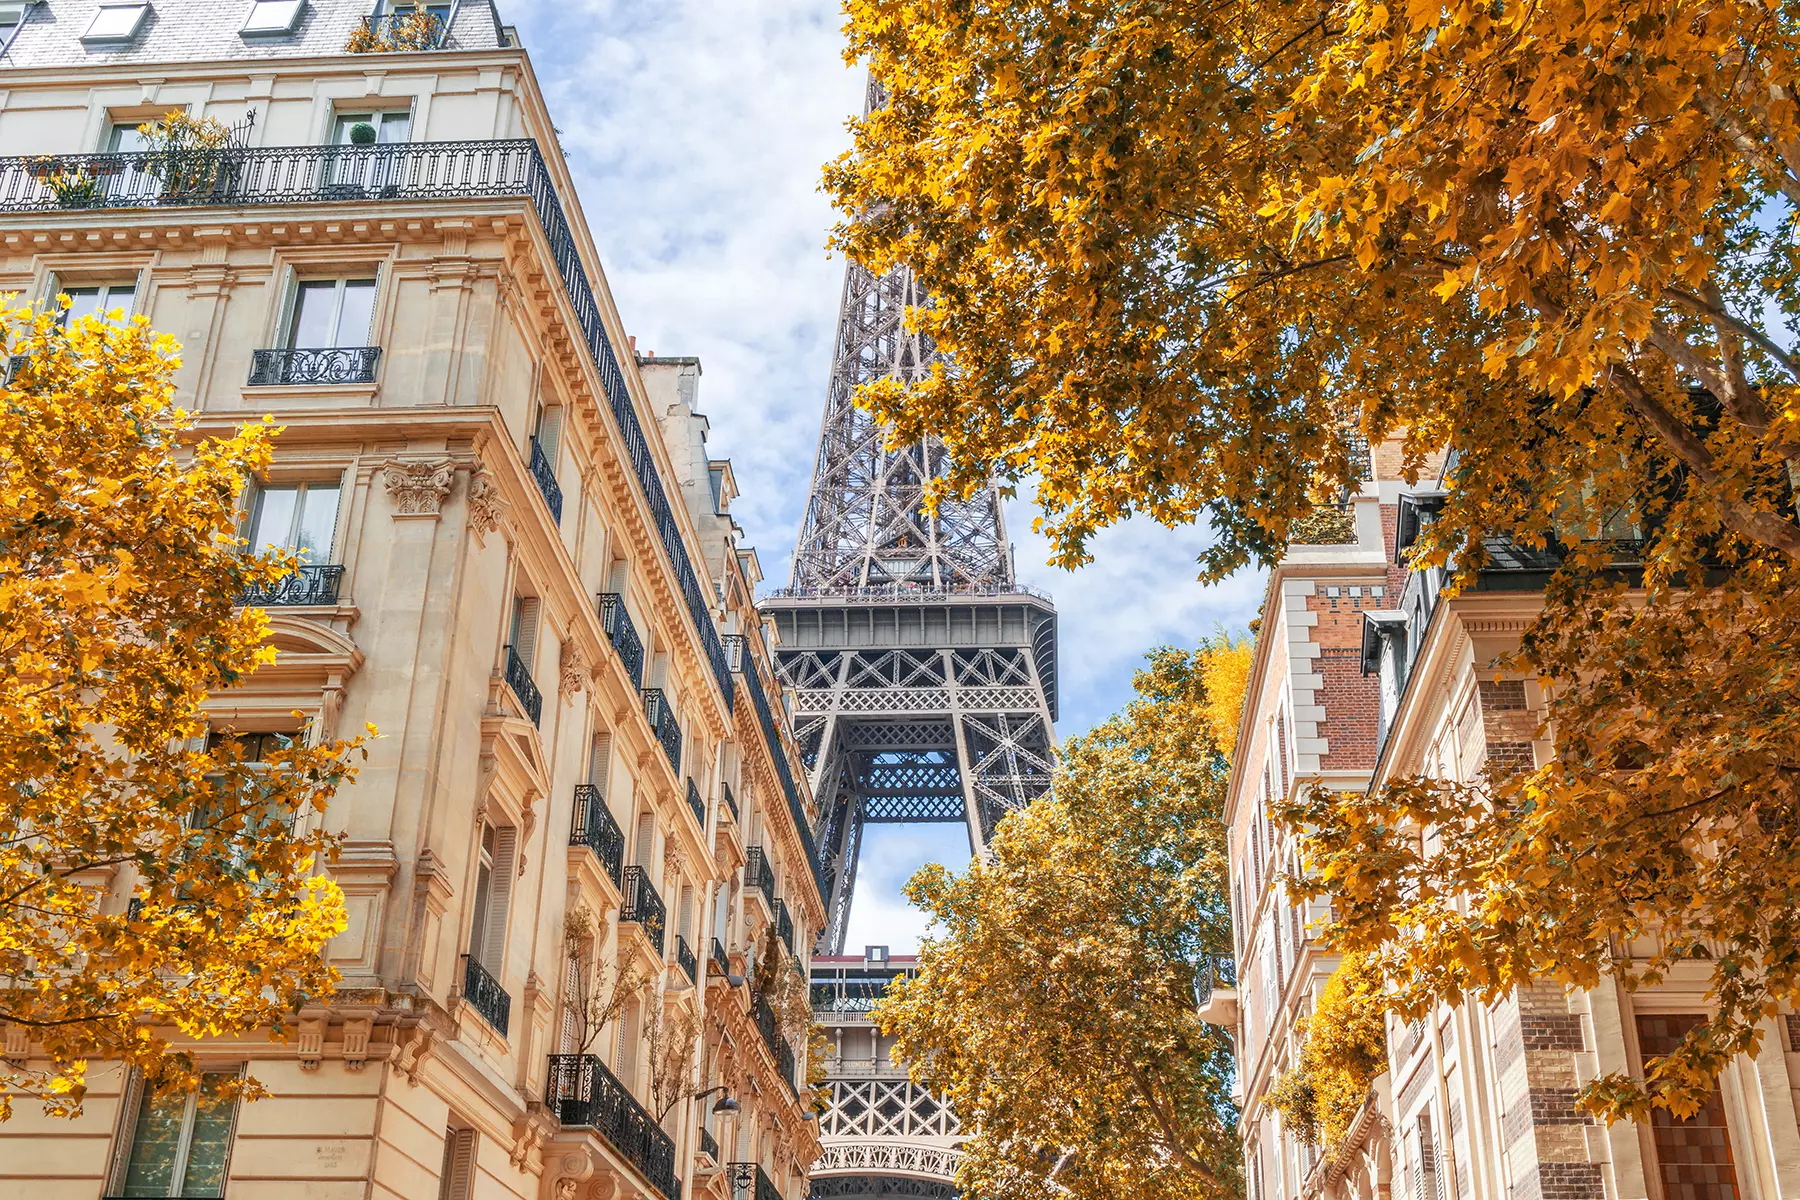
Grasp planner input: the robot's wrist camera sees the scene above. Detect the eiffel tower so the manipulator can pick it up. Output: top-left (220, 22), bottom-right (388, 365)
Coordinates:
top-left (763, 83), bottom-right (1058, 1198)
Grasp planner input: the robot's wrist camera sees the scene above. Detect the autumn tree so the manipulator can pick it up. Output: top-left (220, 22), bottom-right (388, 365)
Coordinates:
top-left (875, 640), bottom-right (1251, 1200)
top-left (0, 299), bottom-right (365, 1117)
top-left (832, 0), bottom-right (1800, 1118)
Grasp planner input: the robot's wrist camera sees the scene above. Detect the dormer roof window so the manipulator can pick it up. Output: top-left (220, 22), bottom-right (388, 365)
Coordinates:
top-left (81, 0), bottom-right (149, 45)
top-left (241, 0), bottom-right (303, 36)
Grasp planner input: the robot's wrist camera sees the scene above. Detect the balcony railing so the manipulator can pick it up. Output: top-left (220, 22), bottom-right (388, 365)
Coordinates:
top-left (685, 777), bottom-right (707, 831)
top-left (0, 138), bottom-right (736, 712)
top-left (743, 847), bottom-right (774, 898)
top-left (620, 866), bottom-right (666, 956)
top-left (642, 688), bottom-right (681, 775)
top-left (674, 935), bottom-right (697, 985)
top-left (247, 345), bottom-right (380, 386)
top-left (775, 899), bottom-right (794, 957)
top-left (749, 991), bottom-right (797, 1096)
top-left (503, 643), bottom-right (543, 727)
top-left (546, 1054), bottom-right (677, 1199)
top-left (725, 634), bottom-right (825, 900)
top-left (238, 563), bottom-right (343, 606)
top-left (711, 937), bottom-right (729, 979)
top-left (699, 1125), bottom-right (719, 1164)
top-left (720, 779), bottom-right (739, 824)
top-left (597, 592), bottom-right (646, 689)
top-left (528, 435), bottom-right (563, 524)
top-left (727, 1162), bottom-right (783, 1200)
top-left (569, 784), bottom-right (624, 888)
top-left (462, 956), bottom-right (511, 1036)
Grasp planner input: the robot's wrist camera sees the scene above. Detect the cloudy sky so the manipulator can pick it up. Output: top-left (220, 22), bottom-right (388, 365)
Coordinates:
top-left (510, 0), bottom-right (1266, 949)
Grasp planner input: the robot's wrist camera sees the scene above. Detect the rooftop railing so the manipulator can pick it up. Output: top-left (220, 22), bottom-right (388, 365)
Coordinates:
top-left (0, 139), bottom-right (734, 712)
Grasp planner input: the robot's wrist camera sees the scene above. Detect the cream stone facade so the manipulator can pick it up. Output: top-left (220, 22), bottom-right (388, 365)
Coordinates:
top-left (0, 3), bottom-right (823, 1198)
top-left (1221, 447), bottom-right (1800, 1200)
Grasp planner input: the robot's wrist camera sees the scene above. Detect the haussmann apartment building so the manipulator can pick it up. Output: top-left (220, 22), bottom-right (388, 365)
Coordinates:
top-left (1214, 440), bottom-right (1800, 1200)
top-left (0, 2), bottom-right (827, 1198)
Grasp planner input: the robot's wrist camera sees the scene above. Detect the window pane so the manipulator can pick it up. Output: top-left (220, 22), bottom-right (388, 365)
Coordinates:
top-left (333, 280), bottom-right (377, 346)
top-left (242, 0), bottom-right (301, 31)
top-left (468, 858), bottom-right (492, 961)
top-left (331, 114), bottom-right (373, 145)
top-left (249, 486), bottom-right (298, 554)
top-left (107, 124), bottom-right (150, 152)
top-left (178, 1074), bottom-right (237, 1198)
top-left (119, 1088), bottom-right (188, 1197)
top-left (294, 485), bottom-right (339, 563)
top-left (86, 4), bottom-right (144, 37)
top-left (288, 281), bottom-right (339, 348)
top-left (61, 286), bottom-right (102, 326)
top-left (378, 111), bottom-right (412, 142)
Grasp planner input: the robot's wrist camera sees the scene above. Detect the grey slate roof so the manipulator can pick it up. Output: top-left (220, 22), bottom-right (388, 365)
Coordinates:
top-left (1, 0), bottom-right (507, 70)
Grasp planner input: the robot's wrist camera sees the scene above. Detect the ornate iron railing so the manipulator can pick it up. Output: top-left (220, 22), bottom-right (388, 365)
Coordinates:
top-left (238, 563), bottom-right (343, 606)
top-left (545, 1054), bottom-right (677, 1199)
top-left (503, 643), bottom-right (543, 727)
top-left (620, 866), bottom-right (666, 955)
top-left (685, 777), bottom-right (706, 831)
top-left (748, 992), bottom-right (797, 1095)
top-left (775, 899), bottom-right (794, 956)
top-left (598, 592), bottom-right (645, 689)
top-left (0, 138), bottom-right (735, 712)
top-left (674, 934), bottom-right (697, 984)
top-left (462, 956), bottom-right (510, 1036)
top-left (642, 688), bottom-right (681, 775)
top-left (699, 1125), bottom-right (719, 1163)
top-left (711, 937), bottom-right (729, 979)
top-left (743, 846), bottom-right (774, 898)
top-left (247, 345), bottom-right (380, 386)
top-left (725, 634), bottom-right (824, 900)
top-left (346, 9), bottom-right (454, 52)
top-left (528, 435), bottom-right (563, 524)
top-left (720, 779), bottom-right (738, 824)
top-left (727, 1162), bottom-right (783, 1200)
top-left (569, 784), bottom-right (623, 888)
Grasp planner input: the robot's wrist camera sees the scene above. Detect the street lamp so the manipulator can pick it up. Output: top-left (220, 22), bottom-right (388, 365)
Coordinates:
top-left (693, 1084), bottom-right (739, 1115)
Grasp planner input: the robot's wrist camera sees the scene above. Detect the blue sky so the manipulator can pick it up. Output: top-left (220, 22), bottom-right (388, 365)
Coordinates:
top-left (508, 0), bottom-right (1267, 948)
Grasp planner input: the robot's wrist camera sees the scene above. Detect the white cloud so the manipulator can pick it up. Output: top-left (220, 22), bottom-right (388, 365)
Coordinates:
top-left (511, 0), bottom-right (1264, 946)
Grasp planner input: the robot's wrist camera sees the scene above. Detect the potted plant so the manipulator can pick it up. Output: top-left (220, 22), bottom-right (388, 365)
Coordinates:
top-left (137, 110), bottom-right (236, 202)
top-left (46, 168), bottom-right (102, 209)
top-left (348, 122), bottom-right (377, 145)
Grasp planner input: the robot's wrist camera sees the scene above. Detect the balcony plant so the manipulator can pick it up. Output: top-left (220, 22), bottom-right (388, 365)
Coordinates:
top-left (136, 110), bottom-right (235, 202)
top-left (37, 165), bottom-right (103, 209)
top-left (344, 0), bottom-right (444, 53)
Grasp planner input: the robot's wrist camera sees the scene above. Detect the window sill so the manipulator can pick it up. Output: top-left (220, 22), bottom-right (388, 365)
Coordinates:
top-left (240, 381), bottom-right (380, 407)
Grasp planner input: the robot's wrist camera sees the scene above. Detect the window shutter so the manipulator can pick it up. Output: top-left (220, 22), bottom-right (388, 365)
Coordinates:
top-left (106, 1069), bottom-right (147, 1194)
top-left (510, 596), bottom-right (539, 664)
top-left (536, 406), bottom-right (563, 463)
top-left (437, 1127), bottom-right (477, 1200)
top-left (560, 950), bottom-right (582, 1053)
top-left (679, 886), bottom-right (693, 942)
top-left (633, 813), bottom-right (653, 866)
top-left (613, 999), bottom-right (639, 1086)
top-left (480, 827), bottom-right (517, 974)
top-left (588, 732), bottom-right (611, 789)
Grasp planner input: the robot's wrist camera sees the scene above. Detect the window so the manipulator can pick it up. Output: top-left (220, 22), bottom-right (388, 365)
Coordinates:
top-left (207, 728), bottom-right (301, 763)
top-left (240, 0), bottom-right (301, 34)
top-left (83, 0), bottom-right (149, 43)
top-left (0, 1), bottom-right (27, 31)
top-left (331, 109), bottom-right (411, 144)
top-left (708, 466), bottom-right (726, 514)
top-left (285, 277), bottom-right (376, 349)
top-left (57, 281), bottom-right (136, 326)
top-left (106, 122), bottom-right (151, 152)
top-left (246, 481), bottom-right (340, 564)
top-left (112, 1070), bottom-right (240, 1198)
top-left (466, 822), bottom-right (515, 973)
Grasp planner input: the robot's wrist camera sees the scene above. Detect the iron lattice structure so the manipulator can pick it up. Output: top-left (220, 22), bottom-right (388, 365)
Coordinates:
top-left (772, 81), bottom-right (1059, 1198)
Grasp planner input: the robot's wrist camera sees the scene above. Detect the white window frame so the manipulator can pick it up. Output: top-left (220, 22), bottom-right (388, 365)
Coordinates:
top-left (48, 276), bottom-right (139, 326)
top-left (243, 478), bottom-right (342, 564)
top-left (329, 107), bottom-right (413, 145)
top-left (108, 1066), bottom-right (245, 1197)
top-left (82, 0), bottom-right (150, 44)
top-left (280, 273), bottom-right (378, 351)
top-left (240, 0), bottom-right (303, 35)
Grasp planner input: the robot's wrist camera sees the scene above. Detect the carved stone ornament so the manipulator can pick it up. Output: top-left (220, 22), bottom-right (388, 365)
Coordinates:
top-left (383, 457), bottom-right (456, 516)
top-left (560, 640), bottom-right (589, 699)
top-left (392, 1025), bottom-right (435, 1087)
top-left (343, 1017), bottom-right (373, 1071)
top-left (663, 842), bottom-right (687, 882)
top-left (467, 464), bottom-right (510, 544)
top-left (297, 1016), bottom-right (326, 1070)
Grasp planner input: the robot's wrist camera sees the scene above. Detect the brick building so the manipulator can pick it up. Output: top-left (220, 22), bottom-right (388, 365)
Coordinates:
top-left (1218, 442), bottom-right (1800, 1200)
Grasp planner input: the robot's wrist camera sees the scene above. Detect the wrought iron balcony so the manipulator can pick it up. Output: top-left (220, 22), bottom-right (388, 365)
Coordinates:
top-left (748, 991), bottom-right (797, 1096)
top-left (727, 1162), bottom-right (782, 1200)
top-left (238, 563), bottom-right (344, 606)
top-left (674, 934), bottom-right (697, 985)
top-left (503, 643), bottom-right (543, 727)
top-left (346, 8), bottom-right (452, 52)
top-left (685, 778), bottom-right (707, 831)
top-left (699, 1125), bottom-right (719, 1164)
top-left (597, 592), bottom-right (646, 688)
top-left (620, 866), bottom-right (666, 955)
top-left (743, 846), bottom-right (774, 898)
top-left (546, 1054), bottom-right (677, 1200)
top-left (247, 345), bottom-right (380, 386)
top-left (529, 435), bottom-right (563, 524)
top-left (720, 779), bottom-right (738, 824)
top-left (569, 784), bottom-right (624, 888)
top-left (641, 688), bottom-right (681, 775)
top-left (727, 634), bottom-right (825, 900)
top-left (0, 138), bottom-right (738, 713)
top-left (711, 937), bottom-right (729, 979)
top-left (775, 899), bottom-right (794, 957)
top-left (462, 955), bottom-right (511, 1036)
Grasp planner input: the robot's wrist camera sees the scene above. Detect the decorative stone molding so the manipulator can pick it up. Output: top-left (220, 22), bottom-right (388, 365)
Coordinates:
top-left (383, 457), bottom-right (456, 517)
top-left (3, 1023), bottom-right (28, 1064)
top-left (559, 639), bottom-right (589, 699)
top-left (392, 1024), bottom-right (435, 1087)
top-left (467, 464), bottom-right (510, 545)
top-left (508, 1113), bottom-right (545, 1169)
top-left (297, 1016), bottom-right (327, 1070)
top-left (343, 1017), bottom-right (373, 1070)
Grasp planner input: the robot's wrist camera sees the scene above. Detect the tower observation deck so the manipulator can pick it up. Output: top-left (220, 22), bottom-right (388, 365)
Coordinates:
top-left (762, 83), bottom-right (1059, 1200)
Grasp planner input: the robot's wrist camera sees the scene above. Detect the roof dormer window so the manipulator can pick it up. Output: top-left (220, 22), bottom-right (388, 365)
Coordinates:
top-left (240, 0), bottom-right (303, 36)
top-left (81, 0), bottom-right (148, 45)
